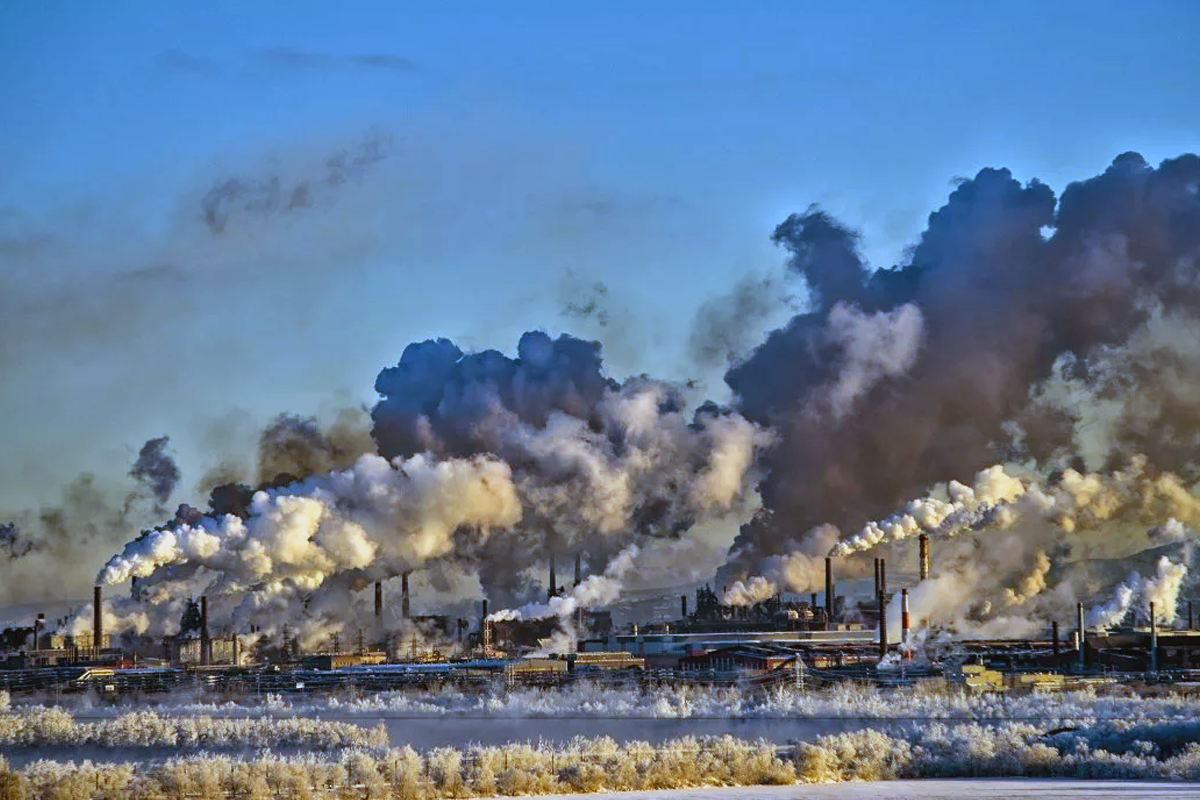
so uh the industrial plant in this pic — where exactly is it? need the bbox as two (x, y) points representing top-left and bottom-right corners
(4, 534), (1199, 699)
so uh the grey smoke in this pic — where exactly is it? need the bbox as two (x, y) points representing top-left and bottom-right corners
(722, 152), (1200, 575)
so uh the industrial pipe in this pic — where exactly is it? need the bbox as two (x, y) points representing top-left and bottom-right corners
(93, 585), (103, 658)
(1077, 601), (1086, 671)
(878, 588), (888, 660)
(401, 572), (411, 619)
(200, 595), (211, 666)
(900, 588), (910, 654)
(1150, 600), (1158, 673)
(879, 558), (887, 597)
(873, 558), (880, 598)
(918, 533), (929, 581)
(824, 557), (834, 625)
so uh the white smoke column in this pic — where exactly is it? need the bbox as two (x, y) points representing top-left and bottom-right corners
(1086, 555), (1188, 629)
(489, 545), (641, 622)
(1087, 578), (1138, 630)
(816, 303), (925, 422)
(1140, 555), (1188, 625)
(721, 575), (778, 607)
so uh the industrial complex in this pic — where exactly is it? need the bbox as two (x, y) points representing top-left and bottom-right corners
(3, 533), (1199, 699)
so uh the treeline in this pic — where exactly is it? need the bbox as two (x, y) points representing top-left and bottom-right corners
(4, 723), (1200, 799)
(0, 707), (387, 749)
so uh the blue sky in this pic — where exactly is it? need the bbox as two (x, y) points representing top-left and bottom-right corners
(2, 0), (1198, 507)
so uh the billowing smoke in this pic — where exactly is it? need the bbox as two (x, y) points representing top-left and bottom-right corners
(0, 437), (181, 604)
(88, 332), (770, 648)
(1087, 556), (1190, 629)
(722, 153), (1200, 582)
(129, 436), (181, 512)
(489, 545), (640, 622)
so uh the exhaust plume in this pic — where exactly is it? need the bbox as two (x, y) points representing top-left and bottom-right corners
(88, 332), (769, 647)
(721, 153), (1200, 582)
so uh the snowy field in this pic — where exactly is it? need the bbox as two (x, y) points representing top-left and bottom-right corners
(480, 782), (1200, 799)
(3, 684), (1200, 796)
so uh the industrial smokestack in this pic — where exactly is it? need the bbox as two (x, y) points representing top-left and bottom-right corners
(33, 613), (44, 652)
(900, 588), (910, 651)
(918, 534), (929, 581)
(879, 558), (887, 597)
(374, 581), (383, 620)
(1077, 601), (1086, 671)
(878, 588), (888, 661)
(681, 595), (688, 619)
(574, 553), (582, 588)
(481, 598), (488, 629)
(92, 585), (103, 657)
(1150, 600), (1158, 673)
(873, 558), (880, 598)
(401, 572), (411, 619)
(824, 557), (834, 625)
(200, 595), (211, 666)
(548, 556), (557, 601)
(1052, 620), (1060, 655)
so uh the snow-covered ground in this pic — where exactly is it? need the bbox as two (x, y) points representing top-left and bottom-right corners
(477, 782), (1200, 799)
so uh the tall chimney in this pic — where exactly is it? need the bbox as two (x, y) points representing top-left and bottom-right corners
(1052, 620), (1060, 655)
(1077, 601), (1086, 671)
(574, 554), (582, 588)
(374, 580), (383, 619)
(824, 557), (834, 625)
(1150, 601), (1158, 672)
(401, 572), (411, 619)
(33, 613), (44, 652)
(681, 595), (688, 619)
(548, 556), (557, 601)
(481, 598), (488, 629)
(200, 595), (211, 666)
(878, 589), (888, 661)
(900, 588), (910, 651)
(918, 534), (929, 581)
(879, 558), (887, 597)
(873, 558), (880, 598)
(92, 585), (103, 657)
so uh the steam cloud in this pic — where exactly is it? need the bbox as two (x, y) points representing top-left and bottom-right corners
(15, 150), (1200, 653)
(89, 332), (770, 648)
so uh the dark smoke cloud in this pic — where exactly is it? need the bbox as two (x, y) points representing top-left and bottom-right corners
(371, 330), (618, 460)
(722, 152), (1200, 574)
(198, 407), (373, 517)
(688, 272), (794, 369)
(201, 131), (393, 234)
(250, 47), (418, 74)
(0, 437), (181, 603)
(128, 436), (181, 509)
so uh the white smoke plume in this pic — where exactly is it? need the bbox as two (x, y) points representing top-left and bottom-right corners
(721, 575), (777, 607)
(83, 371), (770, 649)
(489, 545), (640, 622)
(1086, 556), (1189, 629)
